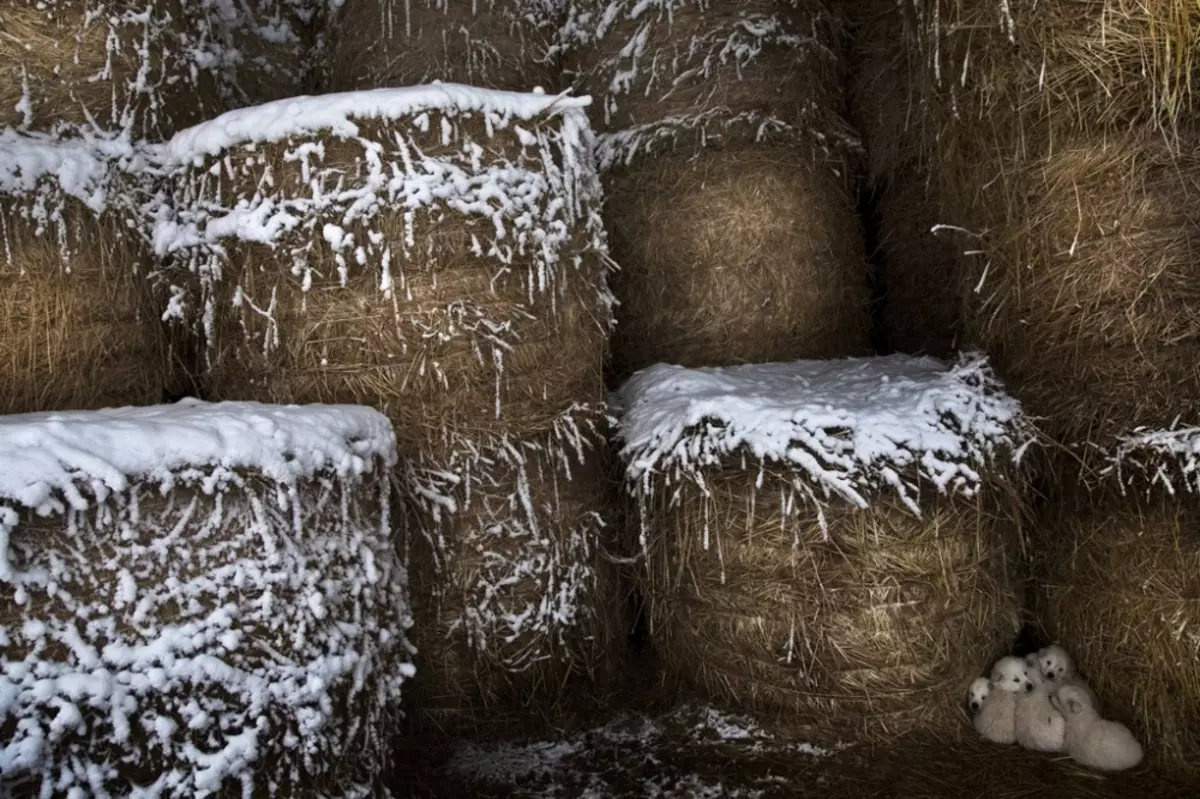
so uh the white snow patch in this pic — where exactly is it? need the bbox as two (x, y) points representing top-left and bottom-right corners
(1106, 426), (1200, 496)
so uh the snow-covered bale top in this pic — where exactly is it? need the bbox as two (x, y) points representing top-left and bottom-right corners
(0, 0), (227, 138)
(400, 402), (620, 734)
(561, 0), (860, 168)
(0, 129), (168, 415)
(324, 0), (563, 95)
(617, 352), (1033, 515)
(0, 399), (413, 797)
(148, 85), (613, 459)
(1105, 426), (1200, 498)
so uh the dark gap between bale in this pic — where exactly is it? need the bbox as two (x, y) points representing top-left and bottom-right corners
(1034, 491), (1200, 775)
(400, 408), (623, 738)
(322, 0), (562, 94)
(0, 0), (224, 137)
(641, 471), (1024, 743)
(603, 144), (871, 379)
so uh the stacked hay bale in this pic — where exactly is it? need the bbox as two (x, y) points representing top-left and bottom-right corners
(615, 353), (1032, 741)
(1036, 430), (1200, 772)
(0, 400), (411, 796)
(847, 0), (962, 357)
(322, 0), (562, 93)
(563, 0), (872, 379)
(149, 85), (620, 733)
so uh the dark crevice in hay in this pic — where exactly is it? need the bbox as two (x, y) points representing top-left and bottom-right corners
(855, 178), (891, 356)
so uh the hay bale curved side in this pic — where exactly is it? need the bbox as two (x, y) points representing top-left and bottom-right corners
(0, 401), (411, 796)
(400, 404), (622, 735)
(0, 131), (169, 413)
(150, 86), (613, 459)
(603, 143), (870, 377)
(616, 354), (1032, 741)
(0, 0), (225, 137)
(323, 0), (562, 94)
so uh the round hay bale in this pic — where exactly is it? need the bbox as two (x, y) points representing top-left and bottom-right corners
(0, 401), (411, 796)
(603, 143), (871, 379)
(968, 130), (1200, 457)
(615, 354), (1032, 742)
(0, 0), (224, 137)
(0, 131), (170, 414)
(875, 167), (963, 358)
(322, 0), (561, 94)
(400, 404), (622, 736)
(150, 86), (612, 463)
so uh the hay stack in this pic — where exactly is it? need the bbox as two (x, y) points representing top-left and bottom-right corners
(0, 401), (411, 796)
(566, 0), (871, 378)
(150, 85), (621, 730)
(616, 354), (1031, 741)
(1035, 428), (1200, 773)
(0, 130), (170, 414)
(0, 0), (226, 137)
(322, 0), (562, 94)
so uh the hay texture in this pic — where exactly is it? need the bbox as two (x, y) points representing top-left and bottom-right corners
(963, 130), (1200, 456)
(0, 401), (412, 797)
(1035, 427), (1200, 773)
(0, 130), (170, 414)
(323, 0), (562, 94)
(616, 353), (1032, 741)
(0, 0), (226, 138)
(602, 144), (870, 378)
(401, 404), (621, 735)
(149, 85), (612, 462)
(563, 0), (859, 164)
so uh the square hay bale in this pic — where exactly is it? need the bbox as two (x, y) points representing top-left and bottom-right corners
(0, 400), (412, 796)
(399, 403), (622, 736)
(0, 0), (225, 137)
(601, 143), (871, 380)
(615, 353), (1033, 742)
(1035, 427), (1200, 774)
(322, 0), (563, 94)
(0, 130), (171, 414)
(147, 85), (613, 462)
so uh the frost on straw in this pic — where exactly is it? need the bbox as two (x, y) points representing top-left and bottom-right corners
(146, 86), (614, 453)
(399, 403), (620, 729)
(0, 400), (413, 797)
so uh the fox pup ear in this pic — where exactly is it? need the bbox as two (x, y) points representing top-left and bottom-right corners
(1065, 695), (1083, 716)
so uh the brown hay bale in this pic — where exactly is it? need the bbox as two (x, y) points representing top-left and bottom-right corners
(322, 0), (561, 94)
(0, 401), (410, 796)
(401, 405), (623, 736)
(616, 354), (1033, 743)
(0, 0), (224, 137)
(603, 144), (871, 378)
(966, 130), (1200, 457)
(151, 87), (612, 462)
(875, 167), (964, 358)
(0, 133), (169, 413)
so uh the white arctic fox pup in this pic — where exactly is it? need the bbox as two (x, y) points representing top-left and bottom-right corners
(1014, 657), (1066, 752)
(973, 657), (1022, 744)
(1052, 684), (1144, 771)
(1037, 644), (1101, 711)
(968, 677), (991, 715)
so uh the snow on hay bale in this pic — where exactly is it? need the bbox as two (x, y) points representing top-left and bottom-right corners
(0, 0), (225, 137)
(400, 404), (621, 733)
(323, 0), (562, 94)
(148, 85), (612, 462)
(615, 353), (1032, 741)
(1035, 429), (1200, 772)
(0, 129), (170, 414)
(0, 400), (412, 796)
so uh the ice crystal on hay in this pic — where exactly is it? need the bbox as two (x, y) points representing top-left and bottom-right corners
(402, 404), (611, 671)
(616, 353), (1034, 518)
(1106, 427), (1200, 497)
(143, 86), (611, 364)
(0, 407), (410, 796)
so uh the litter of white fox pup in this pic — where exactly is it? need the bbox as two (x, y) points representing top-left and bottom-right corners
(965, 644), (1143, 771)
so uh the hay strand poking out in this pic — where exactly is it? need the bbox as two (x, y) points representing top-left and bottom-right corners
(603, 146), (870, 379)
(323, 0), (562, 94)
